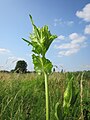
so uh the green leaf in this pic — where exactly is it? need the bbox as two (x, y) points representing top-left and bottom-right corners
(23, 15), (57, 74)
(32, 54), (53, 74)
(29, 15), (57, 56)
(23, 15), (57, 120)
(42, 56), (53, 74)
(23, 15), (57, 56)
(29, 14), (34, 25)
(63, 75), (74, 114)
(22, 38), (31, 46)
(55, 102), (63, 120)
(70, 84), (79, 106)
(32, 54), (42, 74)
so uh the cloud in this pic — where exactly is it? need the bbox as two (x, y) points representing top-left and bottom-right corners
(55, 33), (87, 56)
(69, 33), (86, 44)
(84, 24), (90, 34)
(4, 56), (27, 70)
(54, 18), (74, 27)
(7, 56), (33, 71)
(81, 64), (90, 69)
(69, 33), (78, 40)
(58, 35), (65, 40)
(0, 49), (29, 70)
(54, 18), (62, 26)
(54, 35), (66, 43)
(7, 56), (26, 64)
(66, 21), (74, 26)
(59, 48), (79, 56)
(0, 48), (10, 54)
(76, 3), (90, 22)
(56, 42), (80, 49)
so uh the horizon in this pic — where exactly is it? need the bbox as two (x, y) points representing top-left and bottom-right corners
(0, 0), (90, 71)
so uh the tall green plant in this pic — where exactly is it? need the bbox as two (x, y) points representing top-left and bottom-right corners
(22, 15), (57, 120)
(55, 73), (79, 120)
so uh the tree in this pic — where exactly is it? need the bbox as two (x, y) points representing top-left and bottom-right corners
(14, 60), (27, 73)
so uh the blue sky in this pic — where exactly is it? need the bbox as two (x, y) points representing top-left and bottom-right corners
(0, 0), (90, 71)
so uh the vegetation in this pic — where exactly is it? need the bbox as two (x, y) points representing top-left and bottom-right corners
(55, 73), (80, 120)
(14, 60), (27, 73)
(0, 71), (90, 120)
(0, 15), (90, 120)
(23, 15), (57, 120)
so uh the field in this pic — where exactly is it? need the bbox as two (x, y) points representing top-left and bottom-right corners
(0, 71), (90, 120)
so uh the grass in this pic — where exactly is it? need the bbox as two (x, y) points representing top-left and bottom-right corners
(0, 72), (90, 120)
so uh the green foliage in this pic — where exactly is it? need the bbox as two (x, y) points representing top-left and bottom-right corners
(0, 72), (90, 120)
(22, 15), (57, 75)
(22, 15), (57, 120)
(55, 102), (63, 120)
(0, 73), (45, 120)
(32, 54), (53, 74)
(63, 74), (74, 114)
(21, 15), (90, 120)
(23, 15), (57, 57)
(55, 73), (80, 120)
(15, 60), (27, 73)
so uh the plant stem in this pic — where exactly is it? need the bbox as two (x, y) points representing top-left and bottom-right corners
(44, 72), (50, 120)
(80, 72), (84, 120)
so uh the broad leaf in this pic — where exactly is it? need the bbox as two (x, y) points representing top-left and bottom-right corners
(23, 15), (57, 74)
(32, 54), (53, 74)
(29, 15), (57, 56)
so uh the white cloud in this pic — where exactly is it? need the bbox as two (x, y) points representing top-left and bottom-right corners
(54, 18), (62, 26)
(54, 19), (61, 22)
(54, 35), (66, 43)
(56, 42), (81, 56)
(0, 49), (29, 71)
(69, 33), (78, 40)
(55, 33), (87, 56)
(59, 48), (79, 56)
(76, 3), (90, 22)
(7, 56), (26, 64)
(7, 56), (33, 71)
(67, 21), (74, 26)
(4, 56), (27, 70)
(81, 64), (90, 69)
(84, 24), (90, 34)
(56, 43), (80, 49)
(53, 19), (74, 27)
(69, 33), (86, 44)
(0, 48), (10, 54)
(58, 35), (65, 40)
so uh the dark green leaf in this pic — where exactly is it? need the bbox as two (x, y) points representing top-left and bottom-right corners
(22, 38), (31, 46)
(70, 84), (79, 106)
(29, 14), (34, 25)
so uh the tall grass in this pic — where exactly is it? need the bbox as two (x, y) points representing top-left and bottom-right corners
(0, 72), (90, 120)
(0, 73), (45, 120)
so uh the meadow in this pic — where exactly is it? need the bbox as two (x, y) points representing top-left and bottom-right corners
(0, 71), (90, 120)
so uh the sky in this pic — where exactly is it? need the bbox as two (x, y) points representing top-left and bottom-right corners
(0, 0), (90, 71)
